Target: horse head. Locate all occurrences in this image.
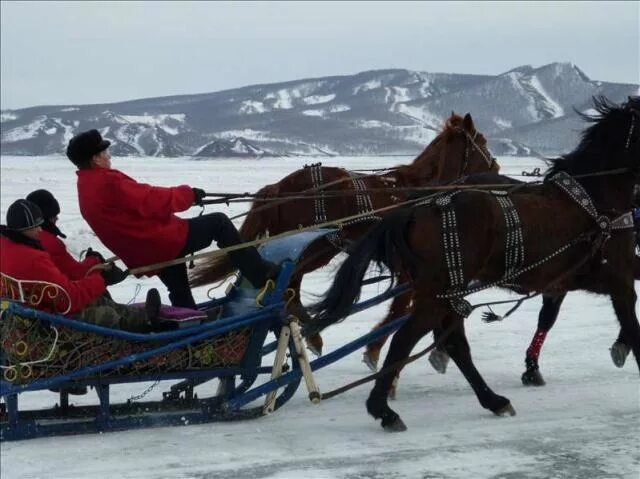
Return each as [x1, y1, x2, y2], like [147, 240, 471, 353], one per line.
[546, 95, 640, 210]
[394, 112, 499, 187]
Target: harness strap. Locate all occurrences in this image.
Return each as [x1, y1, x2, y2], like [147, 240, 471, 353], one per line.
[306, 163, 327, 224]
[492, 191, 525, 276]
[551, 171, 635, 233]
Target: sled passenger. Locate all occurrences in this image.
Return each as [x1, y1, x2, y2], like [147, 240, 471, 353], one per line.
[66, 129, 279, 309]
[0, 199, 161, 332]
[26, 189, 105, 279]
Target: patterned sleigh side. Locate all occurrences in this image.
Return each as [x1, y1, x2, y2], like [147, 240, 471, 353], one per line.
[0, 273, 252, 385]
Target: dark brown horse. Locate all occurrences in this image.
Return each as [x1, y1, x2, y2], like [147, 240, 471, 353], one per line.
[191, 113, 499, 354]
[310, 96, 639, 431]
[427, 173, 640, 388]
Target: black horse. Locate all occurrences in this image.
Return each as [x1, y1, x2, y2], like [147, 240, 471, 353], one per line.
[309, 96, 639, 431]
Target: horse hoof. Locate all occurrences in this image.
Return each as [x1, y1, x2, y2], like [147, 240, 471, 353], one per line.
[610, 341, 630, 368]
[494, 403, 516, 417]
[428, 349, 450, 374]
[362, 352, 378, 372]
[521, 369, 545, 386]
[382, 417, 407, 432]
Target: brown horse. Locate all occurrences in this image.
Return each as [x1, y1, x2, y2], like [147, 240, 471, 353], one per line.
[191, 113, 499, 354]
[310, 96, 639, 431]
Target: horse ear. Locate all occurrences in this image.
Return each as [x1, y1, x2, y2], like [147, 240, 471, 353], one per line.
[463, 113, 474, 130]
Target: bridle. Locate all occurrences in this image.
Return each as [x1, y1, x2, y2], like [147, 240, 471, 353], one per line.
[453, 127, 497, 177]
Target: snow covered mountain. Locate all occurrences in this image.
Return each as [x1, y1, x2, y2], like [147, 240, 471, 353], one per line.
[1, 62, 637, 158]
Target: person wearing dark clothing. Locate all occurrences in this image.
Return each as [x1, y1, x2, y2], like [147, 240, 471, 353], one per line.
[66, 129, 278, 309]
[0, 199, 161, 332]
[26, 189, 103, 279]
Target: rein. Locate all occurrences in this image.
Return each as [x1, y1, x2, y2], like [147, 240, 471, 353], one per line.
[228, 171, 388, 221]
[199, 182, 525, 205]
[198, 167, 632, 206]
[127, 195, 431, 276]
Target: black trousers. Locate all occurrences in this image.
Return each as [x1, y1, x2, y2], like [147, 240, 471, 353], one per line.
[158, 213, 271, 308]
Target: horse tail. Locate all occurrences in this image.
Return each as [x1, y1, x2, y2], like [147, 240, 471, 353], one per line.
[308, 208, 415, 334]
[190, 183, 280, 287]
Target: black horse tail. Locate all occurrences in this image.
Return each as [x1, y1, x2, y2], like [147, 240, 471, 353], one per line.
[307, 208, 415, 335]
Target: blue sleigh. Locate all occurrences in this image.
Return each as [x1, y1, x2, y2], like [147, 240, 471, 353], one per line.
[0, 229, 410, 441]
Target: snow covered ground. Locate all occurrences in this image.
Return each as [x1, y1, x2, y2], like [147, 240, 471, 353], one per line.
[0, 155, 638, 479]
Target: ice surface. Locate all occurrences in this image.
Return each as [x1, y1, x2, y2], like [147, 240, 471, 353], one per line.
[0, 155, 638, 479]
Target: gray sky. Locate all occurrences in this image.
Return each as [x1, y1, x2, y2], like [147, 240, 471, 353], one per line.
[1, 1, 638, 110]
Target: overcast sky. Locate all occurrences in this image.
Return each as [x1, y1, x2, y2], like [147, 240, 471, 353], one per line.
[1, 1, 638, 110]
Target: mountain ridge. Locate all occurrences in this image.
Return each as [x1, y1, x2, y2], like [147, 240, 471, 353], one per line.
[1, 62, 637, 158]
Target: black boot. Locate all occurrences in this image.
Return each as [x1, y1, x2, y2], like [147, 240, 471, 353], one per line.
[229, 247, 280, 289]
[145, 288, 162, 329]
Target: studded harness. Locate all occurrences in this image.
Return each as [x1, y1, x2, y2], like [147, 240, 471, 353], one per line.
[305, 163, 382, 249]
[418, 170, 635, 317]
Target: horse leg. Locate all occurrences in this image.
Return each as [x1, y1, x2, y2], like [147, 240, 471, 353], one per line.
[443, 316, 515, 416]
[522, 293, 566, 386]
[363, 286, 412, 372]
[609, 288, 640, 374]
[366, 307, 435, 432]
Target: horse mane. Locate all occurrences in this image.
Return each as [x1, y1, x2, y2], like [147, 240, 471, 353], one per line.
[433, 113, 466, 144]
[546, 96, 635, 178]
[404, 114, 465, 167]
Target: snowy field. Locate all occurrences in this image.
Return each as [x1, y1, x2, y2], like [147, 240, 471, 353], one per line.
[0, 155, 638, 479]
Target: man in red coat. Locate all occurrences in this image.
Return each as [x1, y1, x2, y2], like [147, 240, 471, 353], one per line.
[0, 199, 160, 331]
[67, 130, 277, 309]
[26, 189, 103, 279]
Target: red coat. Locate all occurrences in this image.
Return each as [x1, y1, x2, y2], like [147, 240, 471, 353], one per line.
[0, 236, 106, 315]
[39, 229, 101, 280]
[77, 168, 194, 272]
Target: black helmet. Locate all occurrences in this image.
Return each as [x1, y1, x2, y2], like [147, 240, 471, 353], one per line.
[66, 129, 111, 167]
[26, 189, 61, 220]
[6, 199, 44, 231]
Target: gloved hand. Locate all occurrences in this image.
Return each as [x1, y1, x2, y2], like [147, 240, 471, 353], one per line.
[85, 247, 105, 263]
[192, 187, 206, 206]
[101, 263, 129, 286]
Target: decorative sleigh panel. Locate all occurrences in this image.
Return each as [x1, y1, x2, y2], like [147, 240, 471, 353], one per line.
[0, 273, 71, 315]
[0, 274, 252, 384]
[0, 305, 252, 384]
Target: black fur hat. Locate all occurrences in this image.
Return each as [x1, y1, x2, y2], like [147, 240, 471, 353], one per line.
[6, 199, 44, 231]
[25, 189, 67, 238]
[66, 129, 111, 167]
[26, 189, 60, 220]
